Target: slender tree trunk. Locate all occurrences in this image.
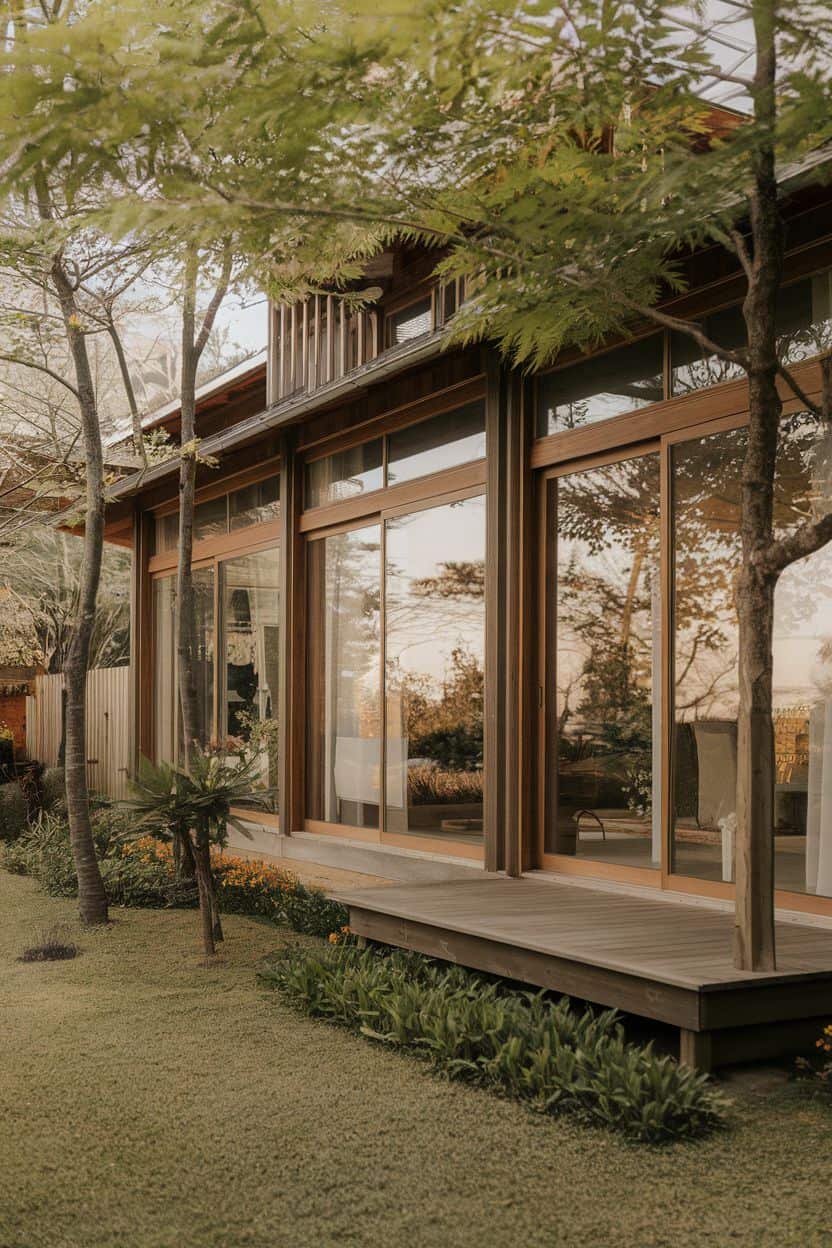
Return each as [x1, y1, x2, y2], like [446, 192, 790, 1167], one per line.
[50, 254, 109, 925]
[192, 823, 216, 958]
[733, 0, 782, 970]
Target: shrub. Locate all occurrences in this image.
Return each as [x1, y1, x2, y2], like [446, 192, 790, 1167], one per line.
[0, 782, 28, 842]
[407, 765, 484, 806]
[3, 818, 347, 935]
[281, 882, 349, 937]
[796, 1023, 832, 1101]
[259, 944, 729, 1144]
[18, 924, 79, 962]
[40, 768, 67, 816]
[3, 813, 79, 895]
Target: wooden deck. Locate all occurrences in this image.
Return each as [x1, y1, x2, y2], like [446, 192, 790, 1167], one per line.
[334, 877, 832, 1069]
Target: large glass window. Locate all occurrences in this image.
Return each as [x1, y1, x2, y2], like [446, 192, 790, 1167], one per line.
[155, 476, 279, 552]
[546, 454, 661, 869]
[385, 496, 486, 846]
[153, 576, 177, 764]
[189, 567, 215, 754]
[387, 297, 432, 346]
[538, 337, 664, 436]
[671, 413, 832, 898]
[387, 402, 486, 485]
[304, 401, 487, 509]
[305, 442, 384, 509]
[151, 569, 215, 761]
[221, 551, 280, 811]
[306, 525, 382, 830]
[671, 272, 832, 396]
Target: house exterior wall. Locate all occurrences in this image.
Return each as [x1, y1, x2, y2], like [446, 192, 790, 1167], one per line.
[0, 692, 26, 755]
[124, 196, 832, 911]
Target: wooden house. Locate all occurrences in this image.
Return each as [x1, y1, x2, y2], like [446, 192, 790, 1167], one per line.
[103, 163, 832, 1068]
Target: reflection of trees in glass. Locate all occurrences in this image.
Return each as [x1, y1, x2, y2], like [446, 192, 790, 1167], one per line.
[674, 413, 832, 721]
[384, 499, 485, 809]
[556, 457, 658, 810]
[325, 531, 381, 739]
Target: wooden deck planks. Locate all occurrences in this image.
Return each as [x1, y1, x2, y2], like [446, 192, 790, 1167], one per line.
[334, 877, 832, 994]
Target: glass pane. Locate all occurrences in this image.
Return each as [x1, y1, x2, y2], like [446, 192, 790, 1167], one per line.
[221, 550, 280, 812]
[154, 513, 178, 554]
[385, 495, 485, 847]
[305, 440, 384, 509]
[190, 567, 215, 752]
[306, 525, 382, 829]
[193, 495, 228, 542]
[387, 401, 486, 485]
[229, 476, 280, 531]
[538, 337, 664, 436]
[671, 412, 832, 898]
[152, 577, 177, 763]
[671, 427, 743, 882]
[388, 297, 432, 345]
[671, 271, 832, 395]
[548, 455, 661, 868]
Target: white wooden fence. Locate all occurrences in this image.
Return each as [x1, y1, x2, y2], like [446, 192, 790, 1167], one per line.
[25, 666, 131, 800]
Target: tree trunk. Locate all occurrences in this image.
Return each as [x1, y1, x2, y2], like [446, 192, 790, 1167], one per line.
[192, 824, 216, 958]
[732, 0, 782, 971]
[50, 254, 109, 925]
[734, 562, 777, 970]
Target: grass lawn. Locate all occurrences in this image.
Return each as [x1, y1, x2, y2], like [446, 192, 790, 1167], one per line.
[2, 870, 832, 1248]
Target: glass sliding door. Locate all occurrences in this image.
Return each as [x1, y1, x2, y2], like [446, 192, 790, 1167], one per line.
[153, 576, 177, 764]
[152, 568, 214, 762]
[220, 549, 280, 811]
[671, 413, 832, 899]
[546, 453, 661, 872]
[384, 494, 486, 847]
[306, 524, 382, 831]
[190, 567, 215, 753]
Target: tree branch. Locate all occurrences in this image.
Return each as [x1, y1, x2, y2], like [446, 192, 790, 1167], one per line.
[0, 353, 80, 399]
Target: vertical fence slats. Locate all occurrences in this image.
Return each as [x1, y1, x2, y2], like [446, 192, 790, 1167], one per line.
[25, 667, 131, 800]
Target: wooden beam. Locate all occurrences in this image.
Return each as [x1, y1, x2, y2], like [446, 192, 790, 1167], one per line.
[129, 505, 154, 769]
[484, 353, 530, 875]
[277, 431, 306, 835]
[679, 1029, 713, 1072]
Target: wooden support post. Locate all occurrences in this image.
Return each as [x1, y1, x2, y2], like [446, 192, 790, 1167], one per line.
[278, 431, 306, 836]
[679, 1029, 713, 1073]
[129, 506, 154, 770]
[485, 356, 532, 875]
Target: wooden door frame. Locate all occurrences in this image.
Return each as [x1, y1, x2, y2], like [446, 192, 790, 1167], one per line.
[534, 442, 664, 888]
[529, 372, 832, 917]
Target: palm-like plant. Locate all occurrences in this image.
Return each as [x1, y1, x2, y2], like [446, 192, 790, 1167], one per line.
[122, 748, 274, 956]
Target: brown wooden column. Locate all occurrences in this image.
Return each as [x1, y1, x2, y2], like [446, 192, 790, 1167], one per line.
[277, 430, 306, 835]
[129, 503, 154, 770]
[485, 353, 534, 875]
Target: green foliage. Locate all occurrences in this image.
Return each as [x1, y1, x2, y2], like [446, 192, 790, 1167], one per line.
[122, 750, 274, 849]
[281, 885, 349, 938]
[0, 783, 28, 843]
[2, 809, 347, 934]
[4, 813, 80, 896]
[260, 943, 729, 1144]
[796, 1023, 832, 1103]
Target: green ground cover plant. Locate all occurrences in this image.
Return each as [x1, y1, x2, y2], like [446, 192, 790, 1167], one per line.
[3, 812, 349, 937]
[259, 941, 729, 1144]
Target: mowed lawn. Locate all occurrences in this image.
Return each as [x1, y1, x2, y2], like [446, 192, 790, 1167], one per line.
[2, 871, 832, 1248]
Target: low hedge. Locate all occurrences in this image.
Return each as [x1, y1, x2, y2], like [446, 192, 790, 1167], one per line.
[259, 942, 729, 1144]
[3, 816, 349, 938]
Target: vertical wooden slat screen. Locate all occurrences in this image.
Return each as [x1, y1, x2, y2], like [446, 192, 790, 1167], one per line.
[271, 295, 384, 401]
[25, 668, 131, 798]
[311, 295, 320, 391]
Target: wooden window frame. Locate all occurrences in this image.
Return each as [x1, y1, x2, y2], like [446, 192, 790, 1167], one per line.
[147, 537, 282, 831]
[301, 472, 487, 863]
[531, 356, 832, 916]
